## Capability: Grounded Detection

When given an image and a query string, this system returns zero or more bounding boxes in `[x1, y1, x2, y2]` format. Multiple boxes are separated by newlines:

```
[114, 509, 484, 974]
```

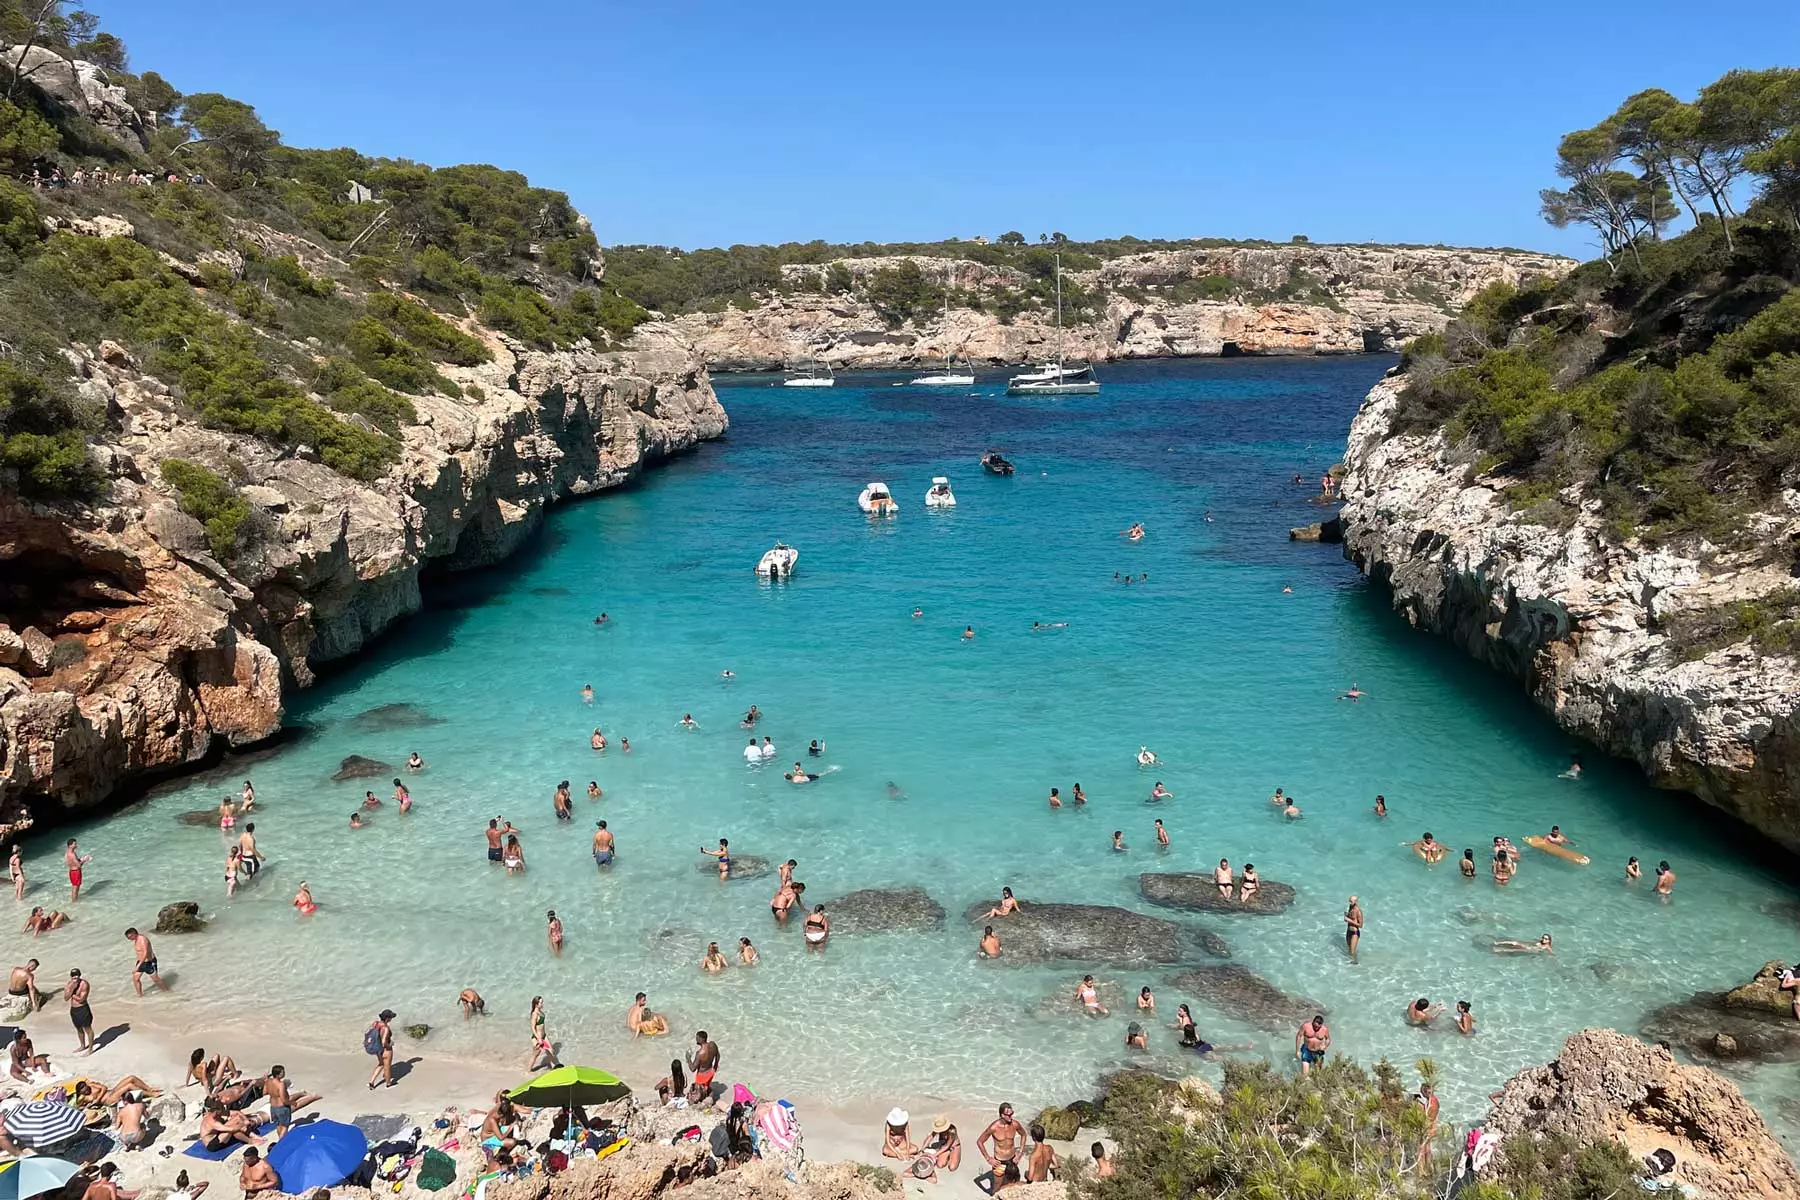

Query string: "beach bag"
[417, 1148, 457, 1192]
[363, 1025, 382, 1055]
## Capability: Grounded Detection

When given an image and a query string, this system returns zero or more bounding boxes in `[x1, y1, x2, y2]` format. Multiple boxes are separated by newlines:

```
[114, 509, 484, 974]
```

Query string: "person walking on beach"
[527, 996, 558, 1069]
[976, 1103, 1026, 1173]
[65, 839, 91, 902]
[263, 1065, 320, 1139]
[66, 967, 95, 1054]
[124, 928, 168, 996]
[365, 1009, 395, 1089]
[1295, 1013, 1330, 1076]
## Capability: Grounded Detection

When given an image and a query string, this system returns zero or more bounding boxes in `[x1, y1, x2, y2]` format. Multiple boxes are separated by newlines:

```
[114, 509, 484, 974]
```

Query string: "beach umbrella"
[265, 1120, 368, 1193]
[3, 1100, 85, 1148]
[0, 1158, 81, 1200]
[506, 1065, 631, 1109]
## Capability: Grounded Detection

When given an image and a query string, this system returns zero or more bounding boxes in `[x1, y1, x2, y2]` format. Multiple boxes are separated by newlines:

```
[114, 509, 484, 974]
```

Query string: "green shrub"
[0, 361, 104, 501]
[160, 458, 250, 559]
[0, 98, 59, 172]
[345, 314, 454, 395]
[313, 358, 416, 433]
[366, 292, 488, 365]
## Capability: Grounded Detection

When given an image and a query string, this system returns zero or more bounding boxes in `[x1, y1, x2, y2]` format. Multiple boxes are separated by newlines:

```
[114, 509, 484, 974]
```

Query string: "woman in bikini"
[1076, 975, 1107, 1016]
[527, 998, 558, 1069]
[1240, 864, 1261, 905]
[504, 835, 526, 875]
[240, 781, 256, 811]
[984, 887, 1021, 918]
[803, 905, 830, 947]
[225, 847, 241, 897]
[9, 844, 23, 901]
[21, 906, 68, 935]
[293, 881, 317, 916]
[218, 797, 236, 831]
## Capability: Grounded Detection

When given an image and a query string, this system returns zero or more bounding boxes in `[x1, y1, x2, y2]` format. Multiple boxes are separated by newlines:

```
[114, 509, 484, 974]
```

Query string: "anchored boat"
[857, 482, 898, 516]
[925, 477, 957, 508]
[782, 361, 835, 388]
[980, 452, 1015, 476]
[755, 542, 798, 578]
[1006, 253, 1099, 396]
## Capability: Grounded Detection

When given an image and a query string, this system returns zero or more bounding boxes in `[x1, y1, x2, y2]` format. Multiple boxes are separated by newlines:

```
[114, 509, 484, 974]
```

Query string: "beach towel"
[183, 1125, 276, 1160]
[416, 1147, 457, 1192]
[755, 1101, 799, 1153]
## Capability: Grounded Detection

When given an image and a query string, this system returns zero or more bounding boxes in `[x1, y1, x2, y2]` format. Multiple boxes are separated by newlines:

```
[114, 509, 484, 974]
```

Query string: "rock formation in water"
[1165, 965, 1324, 1031]
[1139, 872, 1297, 914]
[1641, 962, 1800, 1063]
[1486, 1028, 1800, 1200]
[819, 887, 946, 933]
[962, 899, 1188, 964]
[0, 241, 724, 838]
[1337, 372, 1800, 849]
[655, 245, 1572, 369]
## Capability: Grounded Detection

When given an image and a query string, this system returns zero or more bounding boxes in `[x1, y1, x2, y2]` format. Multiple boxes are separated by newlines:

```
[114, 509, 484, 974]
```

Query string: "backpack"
[364, 1024, 383, 1055]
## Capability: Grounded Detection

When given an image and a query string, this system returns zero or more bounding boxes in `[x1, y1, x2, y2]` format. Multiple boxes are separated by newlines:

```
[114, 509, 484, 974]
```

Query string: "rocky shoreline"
[1335, 372, 1800, 851]
[656, 244, 1574, 370]
[0, 317, 726, 837]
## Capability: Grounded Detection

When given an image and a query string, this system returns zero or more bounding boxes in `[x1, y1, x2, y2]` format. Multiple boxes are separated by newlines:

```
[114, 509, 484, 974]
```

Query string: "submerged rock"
[1642, 990, 1800, 1064]
[175, 809, 226, 826]
[820, 887, 946, 934]
[1194, 929, 1232, 958]
[1488, 1028, 1800, 1200]
[694, 855, 770, 881]
[153, 901, 206, 934]
[347, 703, 446, 731]
[1139, 873, 1296, 914]
[1167, 965, 1322, 1032]
[963, 900, 1185, 964]
[331, 755, 393, 782]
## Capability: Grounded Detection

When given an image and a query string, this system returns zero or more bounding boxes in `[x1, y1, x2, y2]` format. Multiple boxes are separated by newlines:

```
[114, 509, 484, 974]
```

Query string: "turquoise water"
[13, 357, 1800, 1131]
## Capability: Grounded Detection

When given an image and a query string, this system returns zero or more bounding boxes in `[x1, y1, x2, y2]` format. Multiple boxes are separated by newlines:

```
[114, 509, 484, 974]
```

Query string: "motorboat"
[755, 542, 798, 578]
[925, 477, 956, 508]
[782, 361, 835, 388]
[1006, 253, 1100, 396]
[857, 481, 898, 516]
[980, 452, 1015, 476]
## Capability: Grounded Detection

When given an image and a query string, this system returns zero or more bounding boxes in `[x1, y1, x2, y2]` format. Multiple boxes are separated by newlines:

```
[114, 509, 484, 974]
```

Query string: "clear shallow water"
[13, 357, 1800, 1133]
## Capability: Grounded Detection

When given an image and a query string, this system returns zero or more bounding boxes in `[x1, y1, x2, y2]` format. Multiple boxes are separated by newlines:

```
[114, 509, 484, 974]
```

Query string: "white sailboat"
[911, 289, 976, 386]
[782, 361, 835, 388]
[1007, 254, 1100, 396]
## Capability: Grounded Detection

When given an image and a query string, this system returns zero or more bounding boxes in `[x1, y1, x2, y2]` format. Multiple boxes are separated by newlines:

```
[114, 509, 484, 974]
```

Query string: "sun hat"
[885, 1107, 909, 1127]
[931, 1115, 950, 1133]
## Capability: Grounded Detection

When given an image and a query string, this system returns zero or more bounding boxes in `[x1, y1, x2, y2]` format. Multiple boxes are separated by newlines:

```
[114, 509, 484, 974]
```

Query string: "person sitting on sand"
[185, 1048, 237, 1093]
[882, 1109, 917, 1160]
[979, 926, 1001, 958]
[460, 989, 486, 1017]
[1492, 934, 1554, 954]
[1413, 832, 1446, 864]
[7, 959, 42, 1011]
[921, 1117, 960, 1178]
[82, 1162, 141, 1200]
[8, 1031, 50, 1081]
[114, 1093, 148, 1150]
[985, 888, 1021, 918]
[200, 1099, 263, 1150]
[1404, 997, 1444, 1027]
[22, 906, 68, 936]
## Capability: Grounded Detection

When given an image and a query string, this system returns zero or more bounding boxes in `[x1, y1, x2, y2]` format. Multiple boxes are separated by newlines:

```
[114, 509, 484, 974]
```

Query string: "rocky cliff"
[662, 244, 1573, 370]
[0, 260, 725, 836]
[1337, 372, 1800, 850]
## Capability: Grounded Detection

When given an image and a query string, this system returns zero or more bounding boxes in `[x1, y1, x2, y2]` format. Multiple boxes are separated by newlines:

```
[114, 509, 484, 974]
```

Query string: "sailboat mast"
[1054, 253, 1064, 370]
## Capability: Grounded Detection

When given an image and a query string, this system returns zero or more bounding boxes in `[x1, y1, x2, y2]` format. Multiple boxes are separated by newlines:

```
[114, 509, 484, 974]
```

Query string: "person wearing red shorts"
[63, 839, 91, 902]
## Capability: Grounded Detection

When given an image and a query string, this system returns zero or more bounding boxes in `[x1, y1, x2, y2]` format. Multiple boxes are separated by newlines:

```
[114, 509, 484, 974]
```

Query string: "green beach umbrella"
[507, 1065, 631, 1109]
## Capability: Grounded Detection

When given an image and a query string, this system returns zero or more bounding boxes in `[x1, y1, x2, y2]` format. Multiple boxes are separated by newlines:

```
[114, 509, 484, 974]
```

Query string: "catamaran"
[1007, 254, 1100, 396]
[782, 361, 835, 388]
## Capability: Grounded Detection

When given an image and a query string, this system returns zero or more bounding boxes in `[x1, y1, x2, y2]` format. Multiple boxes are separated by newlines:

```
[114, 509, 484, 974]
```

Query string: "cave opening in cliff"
[1219, 341, 1243, 357]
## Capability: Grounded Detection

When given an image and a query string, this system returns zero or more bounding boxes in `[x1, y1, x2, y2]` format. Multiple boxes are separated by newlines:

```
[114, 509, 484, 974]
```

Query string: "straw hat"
[885, 1107, 909, 1127]
[931, 1115, 951, 1133]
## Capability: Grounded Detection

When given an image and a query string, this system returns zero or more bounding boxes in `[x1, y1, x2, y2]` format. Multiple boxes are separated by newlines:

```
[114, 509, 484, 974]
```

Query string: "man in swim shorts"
[66, 967, 94, 1053]
[485, 819, 510, 863]
[125, 927, 168, 996]
[976, 1104, 1025, 1172]
[1294, 1014, 1330, 1076]
[9, 959, 42, 1012]
[687, 1030, 720, 1099]
[65, 838, 90, 902]
[262, 1065, 319, 1138]
[593, 821, 615, 865]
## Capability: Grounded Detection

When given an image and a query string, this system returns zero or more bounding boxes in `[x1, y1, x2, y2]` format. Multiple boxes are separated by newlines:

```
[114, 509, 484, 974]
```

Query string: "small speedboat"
[981, 452, 1015, 476]
[755, 542, 798, 578]
[857, 482, 898, 516]
[925, 477, 956, 508]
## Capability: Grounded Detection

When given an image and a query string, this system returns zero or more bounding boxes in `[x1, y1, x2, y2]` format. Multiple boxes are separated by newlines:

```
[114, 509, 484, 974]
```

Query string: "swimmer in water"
[962, 626, 974, 640]
[803, 905, 830, 947]
[407, 752, 424, 772]
[1344, 896, 1364, 963]
[979, 925, 1001, 958]
[785, 763, 818, 784]
[587, 781, 602, 799]
[741, 705, 762, 727]
[581, 684, 594, 704]
[1625, 856, 1641, 882]
[1283, 799, 1302, 819]
[1560, 756, 1583, 779]
[1460, 849, 1477, 878]
[1282, 585, 1293, 594]
[680, 714, 698, 729]
[1545, 825, 1570, 845]
[701, 942, 727, 973]
[1373, 794, 1387, 817]
[1137, 746, 1158, 767]
[363, 790, 381, 810]
[1150, 782, 1172, 801]
[1412, 832, 1446, 863]
[886, 782, 905, 800]
[760, 736, 775, 759]
[1112, 830, 1127, 852]
[292, 881, 317, 915]
[1122, 522, 1145, 541]
[738, 937, 759, 965]
[720, 669, 735, 679]
[1155, 819, 1169, 848]
[1270, 787, 1286, 806]
[985, 887, 1021, 918]
[594, 613, 610, 625]
[621, 737, 631, 754]
[1072, 783, 1087, 805]
[1404, 997, 1444, 1027]
[590, 728, 607, 750]
[912, 608, 923, 619]
[349, 812, 363, 829]
[1455, 1001, 1475, 1035]
[1339, 685, 1365, 701]
[240, 780, 255, 811]
[1492, 934, 1553, 954]
[1655, 860, 1676, 895]
[808, 739, 824, 757]
[1492, 849, 1514, 885]
[1048, 788, 1062, 809]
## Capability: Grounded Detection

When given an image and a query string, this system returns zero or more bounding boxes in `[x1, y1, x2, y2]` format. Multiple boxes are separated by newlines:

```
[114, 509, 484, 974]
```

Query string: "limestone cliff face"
[0, 331, 725, 834]
[663, 244, 1573, 370]
[1338, 373, 1800, 850]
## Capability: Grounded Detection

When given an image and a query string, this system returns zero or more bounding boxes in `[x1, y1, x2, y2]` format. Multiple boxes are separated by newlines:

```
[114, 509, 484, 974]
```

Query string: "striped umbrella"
[3, 1099, 86, 1147]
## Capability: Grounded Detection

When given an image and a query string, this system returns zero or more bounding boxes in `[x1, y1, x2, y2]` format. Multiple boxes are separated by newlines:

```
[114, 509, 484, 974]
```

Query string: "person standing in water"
[1154, 819, 1169, 848]
[1344, 896, 1364, 964]
[593, 821, 615, 867]
[546, 910, 564, 956]
[702, 839, 732, 880]
[124, 927, 168, 996]
[65, 839, 91, 902]
[1294, 1014, 1330, 1076]
[1655, 861, 1677, 895]
[237, 824, 264, 877]
[1626, 856, 1641, 882]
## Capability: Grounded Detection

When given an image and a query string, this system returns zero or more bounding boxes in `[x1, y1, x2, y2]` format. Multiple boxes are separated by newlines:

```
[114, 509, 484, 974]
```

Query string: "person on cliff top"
[64, 838, 91, 903]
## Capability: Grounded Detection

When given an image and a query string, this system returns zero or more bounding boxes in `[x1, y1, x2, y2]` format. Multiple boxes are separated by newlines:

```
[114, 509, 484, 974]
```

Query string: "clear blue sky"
[99, 1, 1793, 256]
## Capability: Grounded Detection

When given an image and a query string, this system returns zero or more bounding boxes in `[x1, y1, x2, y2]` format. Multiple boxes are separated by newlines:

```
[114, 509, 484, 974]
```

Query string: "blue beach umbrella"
[2, 1100, 86, 1148]
[0, 1158, 82, 1200]
[266, 1120, 369, 1192]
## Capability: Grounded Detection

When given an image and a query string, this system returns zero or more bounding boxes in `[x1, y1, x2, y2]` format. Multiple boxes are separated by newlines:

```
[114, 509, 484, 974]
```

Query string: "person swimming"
[1283, 799, 1302, 819]
[1412, 832, 1446, 863]
[1404, 997, 1444, 1026]
[587, 781, 602, 799]
[1149, 782, 1172, 801]
[1155, 819, 1169, 848]
[680, 714, 698, 729]
[1137, 746, 1158, 767]
[1339, 685, 1365, 701]
[1373, 794, 1387, 817]
[1545, 825, 1570, 845]
[785, 763, 819, 784]
[741, 705, 762, 727]
[580, 684, 594, 704]
[407, 752, 424, 771]
[1560, 756, 1583, 779]
[1460, 849, 1477, 877]
[962, 626, 975, 640]
[808, 739, 824, 756]
[1492, 934, 1554, 954]
[1112, 830, 1127, 852]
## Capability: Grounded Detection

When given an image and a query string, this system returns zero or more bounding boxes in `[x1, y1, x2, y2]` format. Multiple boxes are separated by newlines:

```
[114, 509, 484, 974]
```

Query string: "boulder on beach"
[1139, 873, 1296, 914]
[1488, 1028, 1800, 1200]
[331, 755, 393, 782]
[153, 901, 206, 934]
[1033, 1105, 1082, 1141]
[1167, 965, 1322, 1032]
[1642, 992, 1800, 1064]
[347, 703, 447, 731]
[695, 855, 770, 881]
[819, 887, 946, 934]
[963, 899, 1186, 964]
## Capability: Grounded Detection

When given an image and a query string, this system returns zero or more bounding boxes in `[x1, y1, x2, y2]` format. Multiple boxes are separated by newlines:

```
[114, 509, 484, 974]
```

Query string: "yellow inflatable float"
[1524, 835, 1590, 865]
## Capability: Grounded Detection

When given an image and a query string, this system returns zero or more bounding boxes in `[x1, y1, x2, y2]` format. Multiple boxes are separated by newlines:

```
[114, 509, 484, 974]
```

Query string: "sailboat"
[782, 361, 835, 388]
[1007, 254, 1100, 396]
[911, 289, 976, 386]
